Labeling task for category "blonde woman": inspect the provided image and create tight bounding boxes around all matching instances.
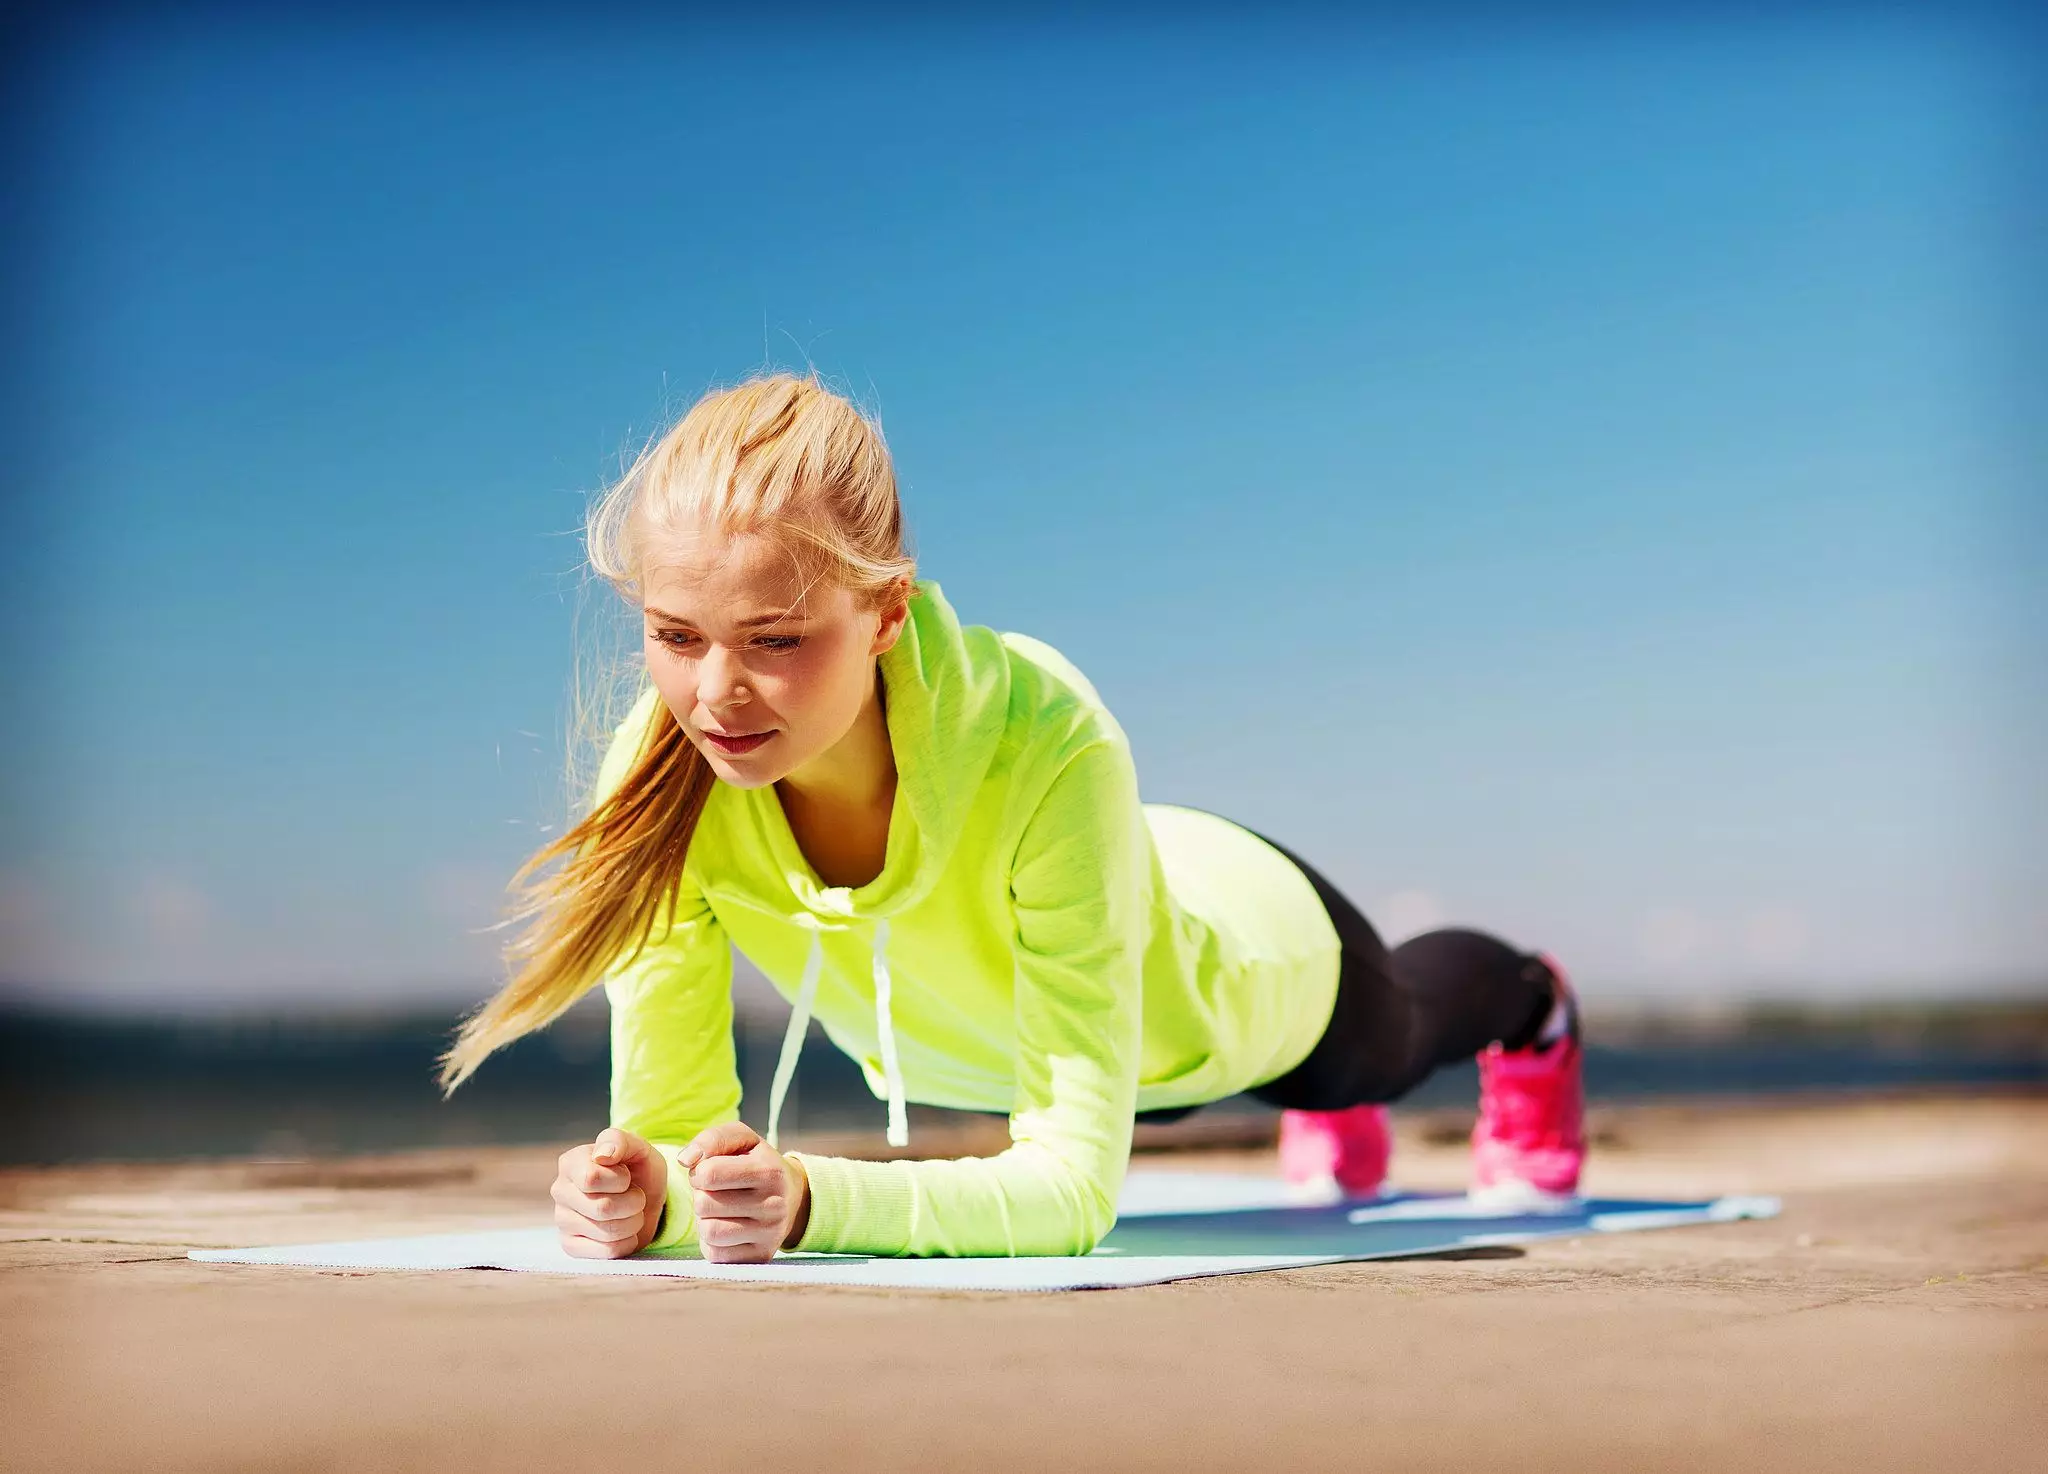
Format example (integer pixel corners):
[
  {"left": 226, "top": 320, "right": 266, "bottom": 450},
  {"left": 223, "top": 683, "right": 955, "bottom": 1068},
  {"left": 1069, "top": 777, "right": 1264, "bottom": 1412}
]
[{"left": 438, "top": 372, "right": 1586, "bottom": 1262}]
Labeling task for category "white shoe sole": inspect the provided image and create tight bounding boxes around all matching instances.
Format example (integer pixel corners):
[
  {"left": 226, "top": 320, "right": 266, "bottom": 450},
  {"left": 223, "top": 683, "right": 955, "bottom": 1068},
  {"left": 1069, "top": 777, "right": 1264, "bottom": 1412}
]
[
  {"left": 1284, "top": 1174, "right": 1397, "bottom": 1206},
  {"left": 1467, "top": 1179, "right": 1582, "bottom": 1212}
]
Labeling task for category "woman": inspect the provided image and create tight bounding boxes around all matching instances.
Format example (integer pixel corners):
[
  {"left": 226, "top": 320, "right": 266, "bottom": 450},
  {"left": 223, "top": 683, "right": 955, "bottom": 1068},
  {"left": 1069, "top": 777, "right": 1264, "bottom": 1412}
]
[{"left": 437, "top": 372, "right": 1585, "bottom": 1262}]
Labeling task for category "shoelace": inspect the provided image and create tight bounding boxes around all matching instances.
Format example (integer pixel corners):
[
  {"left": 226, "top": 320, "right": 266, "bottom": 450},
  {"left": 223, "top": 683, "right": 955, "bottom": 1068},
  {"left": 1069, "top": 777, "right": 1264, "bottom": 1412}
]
[{"left": 764, "top": 913, "right": 908, "bottom": 1152}]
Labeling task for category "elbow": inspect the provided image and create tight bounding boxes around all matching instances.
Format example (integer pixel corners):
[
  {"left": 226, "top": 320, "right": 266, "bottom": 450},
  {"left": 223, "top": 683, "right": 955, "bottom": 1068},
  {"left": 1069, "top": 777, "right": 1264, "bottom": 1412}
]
[
  {"left": 1019, "top": 1172, "right": 1118, "bottom": 1258},
  {"left": 1073, "top": 1179, "right": 1119, "bottom": 1255},
  {"left": 985, "top": 1139, "right": 1127, "bottom": 1257}
]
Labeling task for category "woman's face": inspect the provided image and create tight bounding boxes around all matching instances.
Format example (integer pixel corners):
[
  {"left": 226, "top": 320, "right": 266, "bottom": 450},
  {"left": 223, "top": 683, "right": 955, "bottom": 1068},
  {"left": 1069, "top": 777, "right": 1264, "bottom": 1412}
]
[{"left": 637, "top": 522, "right": 905, "bottom": 791}]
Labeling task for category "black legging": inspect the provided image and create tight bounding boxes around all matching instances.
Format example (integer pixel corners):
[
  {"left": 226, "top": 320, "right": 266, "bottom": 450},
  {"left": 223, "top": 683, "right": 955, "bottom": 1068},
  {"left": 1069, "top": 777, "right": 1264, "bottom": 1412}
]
[{"left": 1138, "top": 811, "right": 1558, "bottom": 1121}]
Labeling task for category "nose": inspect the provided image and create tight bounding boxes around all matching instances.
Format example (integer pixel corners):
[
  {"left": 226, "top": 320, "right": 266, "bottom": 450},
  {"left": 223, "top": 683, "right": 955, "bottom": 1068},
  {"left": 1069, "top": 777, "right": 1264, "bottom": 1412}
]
[{"left": 697, "top": 642, "right": 755, "bottom": 715}]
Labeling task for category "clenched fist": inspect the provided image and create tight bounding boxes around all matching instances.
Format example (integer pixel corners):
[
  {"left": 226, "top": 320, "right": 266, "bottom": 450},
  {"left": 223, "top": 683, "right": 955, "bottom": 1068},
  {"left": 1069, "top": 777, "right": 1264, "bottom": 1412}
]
[
  {"left": 679, "top": 1121, "right": 811, "bottom": 1264},
  {"left": 551, "top": 1122, "right": 811, "bottom": 1262},
  {"left": 552, "top": 1128, "right": 666, "bottom": 1259}
]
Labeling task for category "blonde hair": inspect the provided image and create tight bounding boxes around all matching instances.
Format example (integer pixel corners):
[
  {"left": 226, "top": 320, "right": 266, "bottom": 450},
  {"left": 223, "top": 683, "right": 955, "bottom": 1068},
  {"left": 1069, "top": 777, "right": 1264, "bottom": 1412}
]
[{"left": 436, "top": 370, "right": 918, "bottom": 1093}]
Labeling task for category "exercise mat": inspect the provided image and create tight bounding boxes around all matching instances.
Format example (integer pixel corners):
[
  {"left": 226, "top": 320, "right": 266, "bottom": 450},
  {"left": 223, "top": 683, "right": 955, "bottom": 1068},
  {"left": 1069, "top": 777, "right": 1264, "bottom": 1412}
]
[{"left": 188, "top": 1171, "right": 1779, "bottom": 1291}]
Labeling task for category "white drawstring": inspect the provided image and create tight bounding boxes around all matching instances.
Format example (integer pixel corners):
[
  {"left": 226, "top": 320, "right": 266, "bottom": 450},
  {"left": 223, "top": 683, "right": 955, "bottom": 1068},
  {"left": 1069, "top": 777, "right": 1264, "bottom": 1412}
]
[
  {"left": 763, "top": 925, "right": 824, "bottom": 1151},
  {"left": 871, "top": 917, "right": 909, "bottom": 1148},
  {"left": 762, "top": 913, "right": 910, "bottom": 1151}
]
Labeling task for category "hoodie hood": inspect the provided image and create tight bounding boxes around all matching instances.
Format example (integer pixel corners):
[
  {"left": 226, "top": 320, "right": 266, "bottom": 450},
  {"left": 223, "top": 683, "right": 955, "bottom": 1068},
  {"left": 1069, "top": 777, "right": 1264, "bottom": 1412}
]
[
  {"left": 766, "top": 577, "right": 1010, "bottom": 922},
  {"left": 743, "top": 577, "right": 1009, "bottom": 1150}
]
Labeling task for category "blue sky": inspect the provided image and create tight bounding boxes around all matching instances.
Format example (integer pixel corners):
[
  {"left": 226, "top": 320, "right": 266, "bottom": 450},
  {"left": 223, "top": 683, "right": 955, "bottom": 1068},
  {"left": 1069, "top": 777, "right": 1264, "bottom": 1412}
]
[{"left": 3, "top": 8, "right": 2041, "bottom": 1011}]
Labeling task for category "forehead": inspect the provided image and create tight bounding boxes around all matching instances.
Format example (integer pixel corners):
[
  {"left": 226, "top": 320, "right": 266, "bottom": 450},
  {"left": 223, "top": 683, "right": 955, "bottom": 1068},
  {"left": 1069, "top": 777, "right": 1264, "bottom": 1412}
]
[{"left": 637, "top": 524, "right": 843, "bottom": 618}]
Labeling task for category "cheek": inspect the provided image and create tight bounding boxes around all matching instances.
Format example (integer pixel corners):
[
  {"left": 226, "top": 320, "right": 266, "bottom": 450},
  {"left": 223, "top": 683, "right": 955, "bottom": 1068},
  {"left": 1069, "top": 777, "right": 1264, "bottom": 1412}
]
[
  {"left": 764, "top": 655, "right": 826, "bottom": 717},
  {"left": 643, "top": 660, "right": 689, "bottom": 715},
  {"left": 749, "top": 653, "right": 856, "bottom": 746}
]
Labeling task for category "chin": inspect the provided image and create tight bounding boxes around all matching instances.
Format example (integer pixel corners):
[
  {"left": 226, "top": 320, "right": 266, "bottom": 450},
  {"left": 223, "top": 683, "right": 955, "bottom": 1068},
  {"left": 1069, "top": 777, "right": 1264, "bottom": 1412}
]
[{"left": 695, "top": 745, "right": 790, "bottom": 789}]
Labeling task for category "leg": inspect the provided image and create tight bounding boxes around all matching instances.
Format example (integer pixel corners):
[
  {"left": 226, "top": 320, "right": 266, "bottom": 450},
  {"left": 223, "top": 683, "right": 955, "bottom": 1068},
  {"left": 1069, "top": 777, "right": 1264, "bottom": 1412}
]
[
  {"left": 1369, "top": 927, "right": 1560, "bottom": 1100},
  {"left": 1256, "top": 926, "right": 1554, "bottom": 1109},
  {"left": 1230, "top": 827, "right": 1583, "bottom": 1197},
  {"left": 1384, "top": 929, "right": 1590, "bottom": 1197},
  {"left": 1239, "top": 836, "right": 1557, "bottom": 1109}
]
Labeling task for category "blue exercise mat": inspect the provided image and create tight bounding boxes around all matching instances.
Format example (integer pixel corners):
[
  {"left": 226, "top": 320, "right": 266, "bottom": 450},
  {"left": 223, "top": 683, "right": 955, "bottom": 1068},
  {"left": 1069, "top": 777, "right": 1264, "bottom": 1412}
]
[{"left": 188, "top": 1171, "right": 1780, "bottom": 1291}]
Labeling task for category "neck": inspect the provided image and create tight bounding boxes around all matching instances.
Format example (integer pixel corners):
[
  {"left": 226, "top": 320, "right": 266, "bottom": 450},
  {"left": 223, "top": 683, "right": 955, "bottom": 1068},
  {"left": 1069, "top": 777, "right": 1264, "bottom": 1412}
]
[{"left": 778, "top": 665, "right": 895, "bottom": 812}]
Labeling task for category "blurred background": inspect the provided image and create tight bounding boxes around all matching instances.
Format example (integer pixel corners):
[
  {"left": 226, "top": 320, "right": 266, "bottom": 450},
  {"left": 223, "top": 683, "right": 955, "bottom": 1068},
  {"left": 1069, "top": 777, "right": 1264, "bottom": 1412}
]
[{"left": 1, "top": 4, "right": 2041, "bottom": 1166}]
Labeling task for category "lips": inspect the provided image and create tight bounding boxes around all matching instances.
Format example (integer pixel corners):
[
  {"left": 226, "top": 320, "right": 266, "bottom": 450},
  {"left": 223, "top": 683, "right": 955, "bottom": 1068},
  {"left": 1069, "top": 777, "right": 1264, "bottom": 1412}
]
[{"left": 701, "top": 727, "right": 777, "bottom": 755}]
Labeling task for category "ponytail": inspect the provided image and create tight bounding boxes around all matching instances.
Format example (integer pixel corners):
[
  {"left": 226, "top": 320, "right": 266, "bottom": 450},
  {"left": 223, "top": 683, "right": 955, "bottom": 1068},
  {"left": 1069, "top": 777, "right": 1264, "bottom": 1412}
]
[{"left": 436, "top": 694, "right": 713, "bottom": 1094}]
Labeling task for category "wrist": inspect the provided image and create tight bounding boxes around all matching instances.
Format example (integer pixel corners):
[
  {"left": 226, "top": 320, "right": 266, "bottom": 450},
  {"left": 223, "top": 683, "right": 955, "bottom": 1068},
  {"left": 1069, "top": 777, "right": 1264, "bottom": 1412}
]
[{"left": 780, "top": 1152, "right": 812, "bottom": 1250}]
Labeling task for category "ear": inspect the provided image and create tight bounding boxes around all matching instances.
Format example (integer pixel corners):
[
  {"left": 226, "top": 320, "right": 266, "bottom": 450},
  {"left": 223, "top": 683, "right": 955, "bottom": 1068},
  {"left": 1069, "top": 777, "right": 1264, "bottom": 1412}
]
[{"left": 868, "top": 577, "right": 914, "bottom": 657}]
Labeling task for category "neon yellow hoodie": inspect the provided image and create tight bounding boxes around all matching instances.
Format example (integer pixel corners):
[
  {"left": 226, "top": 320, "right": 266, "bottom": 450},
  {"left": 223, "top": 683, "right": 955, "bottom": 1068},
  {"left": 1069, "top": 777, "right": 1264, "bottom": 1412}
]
[{"left": 600, "top": 578, "right": 1339, "bottom": 1257}]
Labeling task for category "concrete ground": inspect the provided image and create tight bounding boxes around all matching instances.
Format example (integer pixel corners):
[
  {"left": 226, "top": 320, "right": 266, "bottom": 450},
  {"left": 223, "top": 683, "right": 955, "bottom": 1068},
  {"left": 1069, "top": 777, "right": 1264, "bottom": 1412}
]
[{"left": 3, "top": 1091, "right": 2043, "bottom": 1473}]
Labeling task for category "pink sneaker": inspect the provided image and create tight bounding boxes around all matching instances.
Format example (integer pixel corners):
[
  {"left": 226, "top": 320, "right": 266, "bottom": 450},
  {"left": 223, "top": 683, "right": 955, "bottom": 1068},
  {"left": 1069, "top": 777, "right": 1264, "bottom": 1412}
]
[
  {"left": 1471, "top": 952, "right": 1587, "bottom": 1201},
  {"left": 1279, "top": 1104, "right": 1393, "bottom": 1200}
]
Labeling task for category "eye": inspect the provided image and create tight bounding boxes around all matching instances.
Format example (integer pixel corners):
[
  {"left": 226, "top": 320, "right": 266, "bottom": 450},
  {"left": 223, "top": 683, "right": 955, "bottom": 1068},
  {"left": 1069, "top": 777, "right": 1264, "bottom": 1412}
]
[{"left": 647, "top": 629, "right": 802, "bottom": 654}]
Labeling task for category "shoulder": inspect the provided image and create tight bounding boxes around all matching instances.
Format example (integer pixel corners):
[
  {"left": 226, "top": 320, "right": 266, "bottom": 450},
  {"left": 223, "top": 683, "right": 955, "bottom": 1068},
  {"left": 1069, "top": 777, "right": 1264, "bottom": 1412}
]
[
  {"left": 983, "top": 628, "right": 1141, "bottom": 843},
  {"left": 992, "top": 627, "right": 1130, "bottom": 761}
]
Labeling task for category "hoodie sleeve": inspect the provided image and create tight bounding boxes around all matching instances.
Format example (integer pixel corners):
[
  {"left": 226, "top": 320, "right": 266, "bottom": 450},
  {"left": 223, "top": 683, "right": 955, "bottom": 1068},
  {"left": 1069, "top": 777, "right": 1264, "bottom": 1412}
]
[
  {"left": 604, "top": 876, "right": 740, "bottom": 1254},
  {"left": 787, "top": 735, "right": 1146, "bottom": 1256},
  {"left": 592, "top": 687, "right": 742, "bottom": 1254}
]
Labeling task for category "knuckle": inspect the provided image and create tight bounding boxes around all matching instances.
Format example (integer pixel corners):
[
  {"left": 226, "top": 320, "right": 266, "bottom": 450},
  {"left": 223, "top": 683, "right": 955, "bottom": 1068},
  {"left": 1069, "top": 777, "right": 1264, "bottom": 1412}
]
[{"left": 559, "top": 1201, "right": 622, "bottom": 1240}]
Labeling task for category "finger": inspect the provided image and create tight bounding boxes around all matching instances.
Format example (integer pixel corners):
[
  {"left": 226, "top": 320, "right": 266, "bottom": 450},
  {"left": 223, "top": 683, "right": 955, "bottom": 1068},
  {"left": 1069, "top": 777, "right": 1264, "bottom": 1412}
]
[
  {"left": 693, "top": 1189, "right": 783, "bottom": 1225},
  {"left": 591, "top": 1127, "right": 652, "bottom": 1168},
  {"left": 699, "top": 1233, "right": 777, "bottom": 1264},
  {"left": 552, "top": 1178, "right": 646, "bottom": 1222},
  {"left": 696, "top": 1216, "right": 778, "bottom": 1251},
  {"left": 573, "top": 1152, "right": 632, "bottom": 1195},
  {"left": 680, "top": 1121, "right": 761, "bottom": 1169},
  {"left": 555, "top": 1202, "right": 640, "bottom": 1244},
  {"left": 688, "top": 1153, "right": 783, "bottom": 1192},
  {"left": 560, "top": 1231, "right": 634, "bottom": 1260}
]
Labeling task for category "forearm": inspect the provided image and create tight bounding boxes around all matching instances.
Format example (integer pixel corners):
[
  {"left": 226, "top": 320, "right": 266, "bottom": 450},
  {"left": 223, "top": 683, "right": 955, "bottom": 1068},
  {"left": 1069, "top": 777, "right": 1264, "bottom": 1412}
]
[{"left": 786, "top": 1137, "right": 1126, "bottom": 1257}]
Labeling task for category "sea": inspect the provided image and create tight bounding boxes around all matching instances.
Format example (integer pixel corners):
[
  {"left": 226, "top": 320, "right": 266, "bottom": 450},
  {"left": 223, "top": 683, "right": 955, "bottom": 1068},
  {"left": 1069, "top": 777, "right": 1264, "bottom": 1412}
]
[{"left": 1, "top": 1005, "right": 2041, "bottom": 1168}]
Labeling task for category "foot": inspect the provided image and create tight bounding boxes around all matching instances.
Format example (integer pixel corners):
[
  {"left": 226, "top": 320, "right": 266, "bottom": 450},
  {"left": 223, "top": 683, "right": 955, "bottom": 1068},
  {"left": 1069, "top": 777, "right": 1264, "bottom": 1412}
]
[
  {"left": 1279, "top": 1103, "right": 1393, "bottom": 1201},
  {"left": 1471, "top": 952, "right": 1587, "bottom": 1201}
]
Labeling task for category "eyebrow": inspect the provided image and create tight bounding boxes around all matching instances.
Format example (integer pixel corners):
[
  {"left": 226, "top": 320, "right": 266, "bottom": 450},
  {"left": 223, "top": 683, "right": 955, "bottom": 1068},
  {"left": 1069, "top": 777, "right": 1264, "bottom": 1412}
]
[{"left": 642, "top": 606, "right": 806, "bottom": 630}]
